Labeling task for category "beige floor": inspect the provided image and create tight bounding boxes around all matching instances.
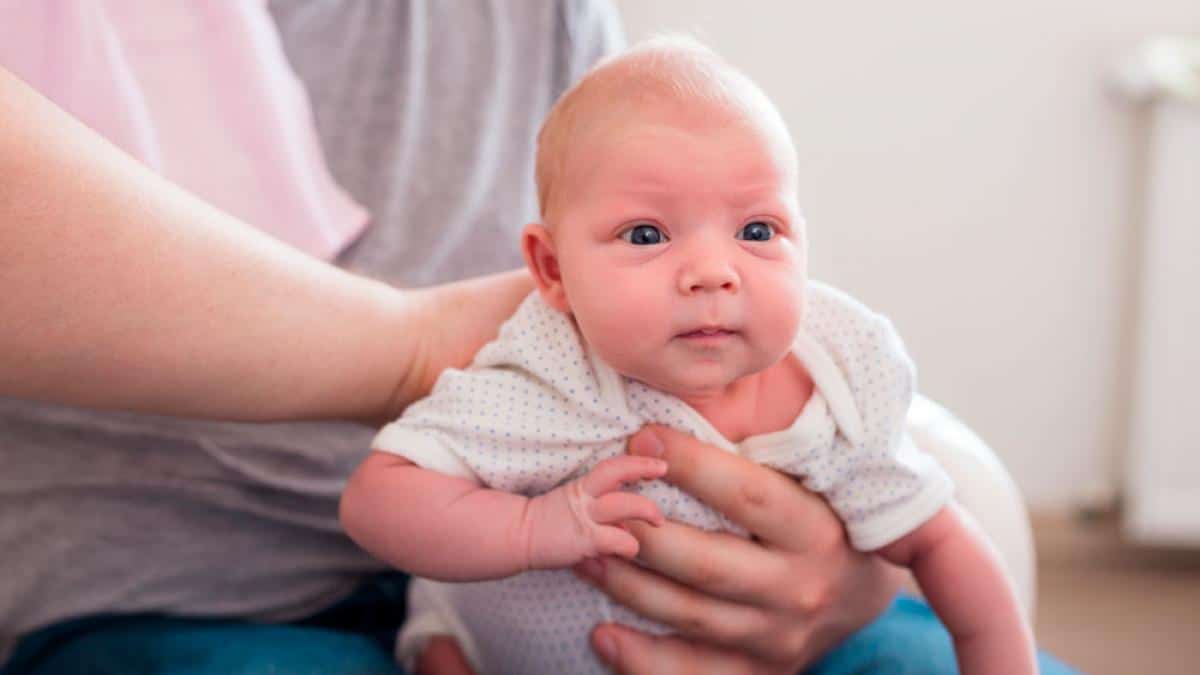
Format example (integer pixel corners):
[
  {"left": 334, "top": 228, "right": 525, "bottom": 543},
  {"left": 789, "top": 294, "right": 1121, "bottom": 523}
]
[{"left": 1032, "top": 513, "right": 1200, "bottom": 675}]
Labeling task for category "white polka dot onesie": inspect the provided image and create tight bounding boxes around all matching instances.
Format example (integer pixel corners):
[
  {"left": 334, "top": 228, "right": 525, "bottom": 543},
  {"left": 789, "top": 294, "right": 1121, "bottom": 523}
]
[{"left": 373, "top": 281, "right": 954, "bottom": 674}]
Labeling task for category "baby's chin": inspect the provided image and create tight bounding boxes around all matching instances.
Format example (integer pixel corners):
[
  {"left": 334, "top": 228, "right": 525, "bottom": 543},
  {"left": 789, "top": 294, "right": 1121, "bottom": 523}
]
[
  {"left": 621, "top": 362, "right": 756, "bottom": 401},
  {"left": 599, "top": 340, "right": 795, "bottom": 400}
]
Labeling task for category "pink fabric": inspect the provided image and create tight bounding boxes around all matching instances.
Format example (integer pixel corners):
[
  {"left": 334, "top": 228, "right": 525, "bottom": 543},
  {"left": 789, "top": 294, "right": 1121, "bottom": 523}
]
[{"left": 0, "top": 0, "right": 368, "bottom": 260}]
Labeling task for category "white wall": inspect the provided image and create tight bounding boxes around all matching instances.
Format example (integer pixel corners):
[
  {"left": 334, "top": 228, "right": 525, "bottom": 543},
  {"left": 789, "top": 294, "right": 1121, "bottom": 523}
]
[{"left": 614, "top": 0, "right": 1200, "bottom": 509}]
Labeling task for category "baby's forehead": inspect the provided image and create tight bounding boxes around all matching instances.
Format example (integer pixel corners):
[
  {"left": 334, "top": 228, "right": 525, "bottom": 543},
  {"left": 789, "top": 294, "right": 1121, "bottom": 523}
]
[
  {"left": 537, "top": 36, "right": 796, "bottom": 217},
  {"left": 572, "top": 48, "right": 774, "bottom": 130},
  {"left": 572, "top": 88, "right": 752, "bottom": 139},
  {"left": 566, "top": 86, "right": 796, "bottom": 181}
]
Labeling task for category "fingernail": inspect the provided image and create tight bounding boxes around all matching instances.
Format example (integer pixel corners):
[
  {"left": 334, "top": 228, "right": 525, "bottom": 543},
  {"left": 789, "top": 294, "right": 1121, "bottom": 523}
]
[
  {"left": 630, "top": 429, "right": 664, "bottom": 457},
  {"left": 575, "top": 557, "right": 605, "bottom": 584},
  {"left": 595, "top": 632, "right": 619, "bottom": 665}
]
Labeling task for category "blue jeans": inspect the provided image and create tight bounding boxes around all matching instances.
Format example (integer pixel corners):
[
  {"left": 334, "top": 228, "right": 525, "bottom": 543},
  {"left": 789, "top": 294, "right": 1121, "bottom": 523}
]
[{"left": 3, "top": 574, "right": 1078, "bottom": 674}]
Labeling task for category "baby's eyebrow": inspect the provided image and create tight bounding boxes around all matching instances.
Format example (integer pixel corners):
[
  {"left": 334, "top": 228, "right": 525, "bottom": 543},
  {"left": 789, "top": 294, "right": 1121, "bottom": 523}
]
[
  {"left": 724, "top": 190, "right": 789, "bottom": 212},
  {"left": 614, "top": 180, "right": 780, "bottom": 200},
  {"left": 614, "top": 177, "right": 675, "bottom": 195}
]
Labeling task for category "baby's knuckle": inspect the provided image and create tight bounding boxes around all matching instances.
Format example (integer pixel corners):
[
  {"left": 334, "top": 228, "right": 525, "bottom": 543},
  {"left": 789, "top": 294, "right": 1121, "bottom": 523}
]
[{"left": 640, "top": 501, "right": 663, "bottom": 521}]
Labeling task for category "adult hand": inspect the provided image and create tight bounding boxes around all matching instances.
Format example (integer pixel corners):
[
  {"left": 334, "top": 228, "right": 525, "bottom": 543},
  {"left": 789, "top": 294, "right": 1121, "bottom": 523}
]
[
  {"left": 382, "top": 269, "right": 534, "bottom": 421},
  {"left": 573, "top": 425, "right": 905, "bottom": 674}
]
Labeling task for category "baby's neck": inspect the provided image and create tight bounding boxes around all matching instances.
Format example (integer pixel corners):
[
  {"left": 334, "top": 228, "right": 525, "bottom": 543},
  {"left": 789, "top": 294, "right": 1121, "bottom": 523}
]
[{"left": 676, "top": 354, "right": 814, "bottom": 444}]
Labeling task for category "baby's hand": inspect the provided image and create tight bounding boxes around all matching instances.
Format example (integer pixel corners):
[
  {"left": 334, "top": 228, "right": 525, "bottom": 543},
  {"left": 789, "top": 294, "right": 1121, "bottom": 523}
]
[{"left": 523, "top": 455, "right": 667, "bottom": 570}]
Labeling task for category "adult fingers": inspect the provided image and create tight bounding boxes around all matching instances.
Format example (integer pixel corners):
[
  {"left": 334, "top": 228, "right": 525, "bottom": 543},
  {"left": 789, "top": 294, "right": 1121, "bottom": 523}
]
[
  {"left": 622, "top": 519, "right": 790, "bottom": 606},
  {"left": 575, "top": 555, "right": 774, "bottom": 653},
  {"left": 628, "top": 426, "right": 841, "bottom": 548},
  {"left": 583, "top": 455, "right": 668, "bottom": 497},
  {"left": 623, "top": 519, "right": 887, "bottom": 655}
]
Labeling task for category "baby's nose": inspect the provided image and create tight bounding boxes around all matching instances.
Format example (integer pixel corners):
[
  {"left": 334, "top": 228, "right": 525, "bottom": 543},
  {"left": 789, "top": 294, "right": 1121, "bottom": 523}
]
[{"left": 678, "top": 259, "right": 740, "bottom": 294}]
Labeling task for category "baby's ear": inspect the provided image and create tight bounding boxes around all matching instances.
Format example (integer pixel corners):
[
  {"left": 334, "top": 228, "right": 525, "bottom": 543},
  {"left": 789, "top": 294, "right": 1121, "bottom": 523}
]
[{"left": 521, "top": 223, "right": 570, "bottom": 312}]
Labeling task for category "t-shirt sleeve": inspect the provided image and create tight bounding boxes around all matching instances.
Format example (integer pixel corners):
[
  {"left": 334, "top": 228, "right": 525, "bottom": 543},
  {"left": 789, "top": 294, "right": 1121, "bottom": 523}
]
[
  {"left": 559, "top": 0, "right": 626, "bottom": 86},
  {"left": 773, "top": 287, "right": 955, "bottom": 551}
]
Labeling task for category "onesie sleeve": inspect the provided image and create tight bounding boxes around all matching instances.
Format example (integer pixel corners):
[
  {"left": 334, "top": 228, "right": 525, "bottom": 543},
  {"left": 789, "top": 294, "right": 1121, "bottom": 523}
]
[
  {"left": 766, "top": 284, "right": 955, "bottom": 551},
  {"left": 372, "top": 369, "right": 508, "bottom": 485},
  {"left": 372, "top": 292, "right": 638, "bottom": 495}
]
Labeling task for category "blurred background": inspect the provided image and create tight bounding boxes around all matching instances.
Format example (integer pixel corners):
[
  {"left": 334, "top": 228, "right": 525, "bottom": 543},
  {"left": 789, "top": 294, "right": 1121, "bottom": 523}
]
[{"left": 614, "top": 2, "right": 1199, "bottom": 673}]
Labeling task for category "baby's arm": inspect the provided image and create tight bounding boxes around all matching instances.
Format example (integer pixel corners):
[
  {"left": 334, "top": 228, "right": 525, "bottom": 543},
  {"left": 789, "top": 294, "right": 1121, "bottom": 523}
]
[
  {"left": 876, "top": 503, "right": 1036, "bottom": 675},
  {"left": 340, "top": 451, "right": 666, "bottom": 581}
]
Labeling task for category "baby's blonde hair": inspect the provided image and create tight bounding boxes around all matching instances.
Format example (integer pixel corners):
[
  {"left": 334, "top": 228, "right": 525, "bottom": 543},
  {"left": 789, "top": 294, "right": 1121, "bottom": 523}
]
[{"left": 535, "top": 34, "right": 795, "bottom": 221}]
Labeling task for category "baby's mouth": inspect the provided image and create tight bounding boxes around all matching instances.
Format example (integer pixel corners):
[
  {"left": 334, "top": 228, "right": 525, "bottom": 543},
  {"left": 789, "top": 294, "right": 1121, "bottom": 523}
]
[{"left": 677, "top": 327, "right": 738, "bottom": 340}]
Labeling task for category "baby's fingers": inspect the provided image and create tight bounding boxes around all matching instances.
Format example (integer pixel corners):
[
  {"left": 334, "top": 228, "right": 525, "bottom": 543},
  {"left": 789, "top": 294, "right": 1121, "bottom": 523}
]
[
  {"left": 582, "top": 456, "right": 668, "bottom": 497},
  {"left": 595, "top": 526, "right": 641, "bottom": 559},
  {"left": 591, "top": 492, "right": 665, "bottom": 527}
]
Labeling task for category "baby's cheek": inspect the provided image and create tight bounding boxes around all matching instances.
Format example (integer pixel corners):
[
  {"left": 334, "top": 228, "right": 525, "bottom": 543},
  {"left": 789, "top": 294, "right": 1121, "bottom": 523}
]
[
  {"left": 757, "top": 275, "right": 805, "bottom": 351},
  {"left": 573, "top": 291, "right": 659, "bottom": 366}
]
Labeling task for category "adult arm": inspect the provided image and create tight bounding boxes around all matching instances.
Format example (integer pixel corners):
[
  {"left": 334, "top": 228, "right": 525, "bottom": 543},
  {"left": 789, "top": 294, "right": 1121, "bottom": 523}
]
[
  {"left": 0, "top": 67, "right": 530, "bottom": 422},
  {"left": 575, "top": 426, "right": 905, "bottom": 674}
]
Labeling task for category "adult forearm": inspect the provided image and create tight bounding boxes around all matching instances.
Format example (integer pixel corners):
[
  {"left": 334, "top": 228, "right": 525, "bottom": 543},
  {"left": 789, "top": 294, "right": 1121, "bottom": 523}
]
[{"left": 0, "top": 67, "right": 419, "bottom": 421}]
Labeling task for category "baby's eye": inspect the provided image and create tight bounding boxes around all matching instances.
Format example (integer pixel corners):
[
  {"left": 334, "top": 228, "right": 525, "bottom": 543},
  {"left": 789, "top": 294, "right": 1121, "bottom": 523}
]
[
  {"left": 735, "top": 221, "right": 775, "bottom": 242},
  {"left": 619, "top": 224, "right": 669, "bottom": 246}
]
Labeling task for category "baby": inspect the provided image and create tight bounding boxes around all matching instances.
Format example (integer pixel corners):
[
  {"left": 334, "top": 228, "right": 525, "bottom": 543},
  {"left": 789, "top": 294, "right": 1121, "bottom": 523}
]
[{"left": 341, "top": 37, "right": 1035, "bottom": 675}]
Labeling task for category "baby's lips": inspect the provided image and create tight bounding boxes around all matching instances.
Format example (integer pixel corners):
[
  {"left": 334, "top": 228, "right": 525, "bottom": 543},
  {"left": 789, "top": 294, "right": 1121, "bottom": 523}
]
[{"left": 674, "top": 324, "right": 740, "bottom": 339}]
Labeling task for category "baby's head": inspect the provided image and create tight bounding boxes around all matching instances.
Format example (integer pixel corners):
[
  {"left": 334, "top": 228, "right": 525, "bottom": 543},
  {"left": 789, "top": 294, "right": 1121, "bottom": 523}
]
[{"left": 523, "top": 36, "right": 807, "bottom": 401}]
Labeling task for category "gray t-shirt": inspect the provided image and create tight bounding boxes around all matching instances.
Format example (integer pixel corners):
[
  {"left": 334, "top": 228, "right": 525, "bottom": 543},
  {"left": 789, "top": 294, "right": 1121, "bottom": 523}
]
[{"left": 0, "top": 0, "right": 622, "bottom": 660}]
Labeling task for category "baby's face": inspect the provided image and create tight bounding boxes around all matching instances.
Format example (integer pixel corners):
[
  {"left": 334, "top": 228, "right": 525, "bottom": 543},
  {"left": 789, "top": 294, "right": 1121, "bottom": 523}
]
[{"left": 533, "top": 104, "right": 806, "bottom": 400}]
